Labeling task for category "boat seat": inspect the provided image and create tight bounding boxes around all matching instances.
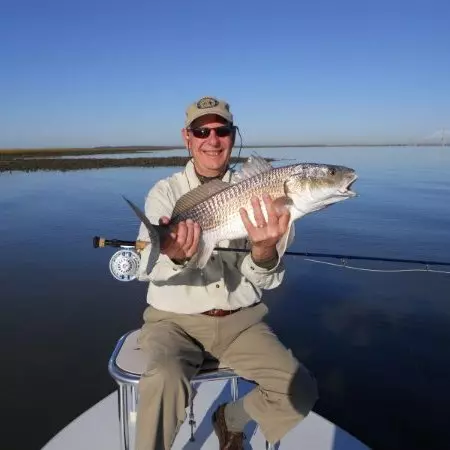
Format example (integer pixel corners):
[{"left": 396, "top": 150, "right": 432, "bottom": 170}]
[{"left": 108, "top": 329, "right": 275, "bottom": 450}]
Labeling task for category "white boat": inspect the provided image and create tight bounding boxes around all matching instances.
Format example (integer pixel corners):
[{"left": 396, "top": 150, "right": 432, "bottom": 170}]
[{"left": 41, "top": 330, "right": 371, "bottom": 450}]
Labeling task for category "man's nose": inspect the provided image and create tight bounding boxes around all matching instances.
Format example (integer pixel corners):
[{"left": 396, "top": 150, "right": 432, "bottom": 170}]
[{"left": 207, "top": 129, "right": 220, "bottom": 146}]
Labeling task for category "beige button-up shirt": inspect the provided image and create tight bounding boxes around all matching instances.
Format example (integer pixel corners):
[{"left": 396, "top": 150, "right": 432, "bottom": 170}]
[{"left": 136, "top": 159, "right": 289, "bottom": 314}]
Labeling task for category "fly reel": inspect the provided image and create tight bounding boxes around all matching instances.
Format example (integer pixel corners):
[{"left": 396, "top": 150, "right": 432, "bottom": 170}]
[{"left": 108, "top": 247, "right": 141, "bottom": 282}]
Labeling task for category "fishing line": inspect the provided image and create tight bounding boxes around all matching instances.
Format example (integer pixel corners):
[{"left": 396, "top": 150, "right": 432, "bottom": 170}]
[
  {"left": 302, "top": 258, "right": 450, "bottom": 274},
  {"left": 229, "top": 125, "right": 243, "bottom": 171}
]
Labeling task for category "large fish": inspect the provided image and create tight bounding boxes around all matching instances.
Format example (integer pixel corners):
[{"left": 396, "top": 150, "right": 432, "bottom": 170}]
[{"left": 124, "top": 154, "right": 358, "bottom": 271}]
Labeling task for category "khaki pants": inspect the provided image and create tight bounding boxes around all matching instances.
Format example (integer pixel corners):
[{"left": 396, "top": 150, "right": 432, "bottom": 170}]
[{"left": 135, "top": 302, "right": 318, "bottom": 450}]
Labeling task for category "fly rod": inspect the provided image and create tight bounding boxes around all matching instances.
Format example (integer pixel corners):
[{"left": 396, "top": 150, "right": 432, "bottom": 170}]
[{"left": 92, "top": 236, "right": 450, "bottom": 268}]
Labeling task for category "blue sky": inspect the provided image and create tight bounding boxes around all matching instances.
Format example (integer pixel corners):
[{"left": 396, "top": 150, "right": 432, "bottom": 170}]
[{"left": 1, "top": 0, "right": 449, "bottom": 148}]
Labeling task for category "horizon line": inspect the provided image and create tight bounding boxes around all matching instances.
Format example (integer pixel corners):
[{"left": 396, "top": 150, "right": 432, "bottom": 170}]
[{"left": 1, "top": 142, "right": 449, "bottom": 152}]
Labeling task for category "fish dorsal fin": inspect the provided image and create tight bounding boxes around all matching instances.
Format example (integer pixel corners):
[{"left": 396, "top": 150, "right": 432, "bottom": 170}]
[
  {"left": 233, "top": 154, "right": 273, "bottom": 183},
  {"left": 171, "top": 179, "right": 229, "bottom": 218}
]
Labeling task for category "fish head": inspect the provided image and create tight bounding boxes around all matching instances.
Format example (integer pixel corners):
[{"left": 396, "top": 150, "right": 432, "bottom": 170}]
[{"left": 286, "top": 163, "right": 358, "bottom": 214}]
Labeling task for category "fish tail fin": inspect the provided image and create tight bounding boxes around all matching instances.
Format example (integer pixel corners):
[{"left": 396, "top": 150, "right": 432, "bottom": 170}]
[{"left": 122, "top": 196, "right": 161, "bottom": 272}]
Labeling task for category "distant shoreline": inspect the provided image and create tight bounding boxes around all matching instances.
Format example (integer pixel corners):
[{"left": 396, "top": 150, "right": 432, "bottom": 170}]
[
  {"left": 0, "top": 146, "right": 181, "bottom": 158},
  {"left": 0, "top": 143, "right": 447, "bottom": 173},
  {"left": 0, "top": 156, "right": 274, "bottom": 173},
  {"left": 0, "top": 143, "right": 448, "bottom": 159}
]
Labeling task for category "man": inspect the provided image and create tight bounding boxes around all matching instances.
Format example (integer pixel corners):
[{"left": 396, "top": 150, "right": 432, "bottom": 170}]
[{"left": 135, "top": 96, "right": 318, "bottom": 450}]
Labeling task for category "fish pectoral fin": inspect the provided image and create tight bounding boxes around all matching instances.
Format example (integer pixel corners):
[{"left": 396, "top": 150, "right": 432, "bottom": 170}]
[
  {"left": 283, "top": 181, "right": 311, "bottom": 216},
  {"left": 271, "top": 196, "right": 296, "bottom": 258},
  {"left": 272, "top": 196, "right": 293, "bottom": 215},
  {"left": 283, "top": 178, "right": 297, "bottom": 196},
  {"left": 192, "top": 237, "right": 216, "bottom": 269},
  {"left": 276, "top": 220, "right": 295, "bottom": 258}
]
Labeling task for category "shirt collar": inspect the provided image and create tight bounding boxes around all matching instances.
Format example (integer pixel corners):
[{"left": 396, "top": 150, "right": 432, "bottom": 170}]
[{"left": 184, "top": 158, "right": 234, "bottom": 187}]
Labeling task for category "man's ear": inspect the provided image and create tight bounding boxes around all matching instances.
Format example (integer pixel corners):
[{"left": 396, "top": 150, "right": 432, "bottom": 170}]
[{"left": 181, "top": 128, "right": 190, "bottom": 149}]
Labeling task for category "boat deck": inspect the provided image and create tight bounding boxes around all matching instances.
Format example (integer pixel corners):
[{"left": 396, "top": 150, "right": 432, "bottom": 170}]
[{"left": 42, "top": 378, "right": 370, "bottom": 450}]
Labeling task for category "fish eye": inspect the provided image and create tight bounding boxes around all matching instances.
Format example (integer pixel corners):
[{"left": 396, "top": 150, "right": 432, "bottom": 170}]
[{"left": 329, "top": 167, "right": 336, "bottom": 176}]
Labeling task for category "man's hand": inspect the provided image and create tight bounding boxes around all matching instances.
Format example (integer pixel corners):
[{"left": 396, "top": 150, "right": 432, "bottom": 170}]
[
  {"left": 159, "top": 216, "right": 201, "bottom": 264},
  {"left": 239, "top": 194, "right": 291, "bottom": 264}
]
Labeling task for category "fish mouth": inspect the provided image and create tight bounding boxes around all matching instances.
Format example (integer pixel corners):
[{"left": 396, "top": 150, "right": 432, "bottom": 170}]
[{"left": 339, "top": 174, "right": 358, "bottom": 196}]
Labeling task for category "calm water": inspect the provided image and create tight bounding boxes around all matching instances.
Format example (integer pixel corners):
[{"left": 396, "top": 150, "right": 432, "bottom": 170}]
[{"left": 1, "top": 146, "right": 450, "bottom": 450}]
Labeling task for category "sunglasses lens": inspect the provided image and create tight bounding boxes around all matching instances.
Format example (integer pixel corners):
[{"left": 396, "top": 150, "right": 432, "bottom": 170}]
[
  {"left": 191, "top": 126, "right": 233, "bottom": 139},
  {"left": 215, "top": 126, "right": 232, "bottom": 137},
  {"left": 192, "top": 128, "right": 210, "bottom": 138}
]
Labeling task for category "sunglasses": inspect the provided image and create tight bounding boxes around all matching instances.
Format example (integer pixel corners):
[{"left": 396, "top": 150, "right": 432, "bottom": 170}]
[{"left": 188, "top": 125, "right": 234, "bottom": 139}]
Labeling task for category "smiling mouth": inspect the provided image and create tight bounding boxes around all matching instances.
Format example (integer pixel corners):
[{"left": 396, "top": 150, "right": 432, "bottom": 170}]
[{"left": 203, "top": 150, "right": 223, "bottom": 156}]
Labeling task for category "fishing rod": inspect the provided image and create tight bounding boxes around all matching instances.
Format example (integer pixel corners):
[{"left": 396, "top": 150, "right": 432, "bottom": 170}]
[
  {"left": 93, "top": 235, "right": 450, "bottom": 281},
  {"left": 92, "top": 236, "right": 450, "bottom": 266}
]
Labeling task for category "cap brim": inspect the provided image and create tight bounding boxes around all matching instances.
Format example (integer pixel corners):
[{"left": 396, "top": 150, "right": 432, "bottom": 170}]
[{"left": 185, "top": 108, "right": 233, "bottom": 128}]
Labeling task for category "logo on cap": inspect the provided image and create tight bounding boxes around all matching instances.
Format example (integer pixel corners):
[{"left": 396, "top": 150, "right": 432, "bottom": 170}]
[{"left": 196, "top": 97, "right": 219, "bottom": 109}]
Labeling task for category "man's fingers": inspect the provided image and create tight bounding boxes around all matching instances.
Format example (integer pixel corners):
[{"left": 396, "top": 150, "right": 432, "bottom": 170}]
[
  {"left": 176, "top": 222, "right": 187, "bottom": 246},
  {"left": 251, "top": 196, "right": 266, "bottom": 227},
  {"left": 239, "top": 207, "right": 254, "bottom": 234},
  {"left": 186, "top": 222, "right": 201, "bottom": 258},
  {"left": 161, "top": 231, "right": 178, "bottom": 254},
  {"left": 279, "top": 209, "right": 291, "bottom": 234},
  {"left": 158, "top": 216, "right": 170, "bottom": 225},
  {"left": 183, "top": 220, "right": 194, "bottom": 251},
  {"left": 263, "top": 194, "right": 278, "bottom": 227}
]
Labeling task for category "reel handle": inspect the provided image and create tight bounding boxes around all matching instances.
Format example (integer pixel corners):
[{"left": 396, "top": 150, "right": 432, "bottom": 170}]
[{"left": 93, "top": 235, "right": 148, "bottom": 250}]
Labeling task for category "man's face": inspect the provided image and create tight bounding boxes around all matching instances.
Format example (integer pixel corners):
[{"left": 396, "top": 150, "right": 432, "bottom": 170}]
[{"left": 182, "top": 114, "right": 235, "bottom": 177}]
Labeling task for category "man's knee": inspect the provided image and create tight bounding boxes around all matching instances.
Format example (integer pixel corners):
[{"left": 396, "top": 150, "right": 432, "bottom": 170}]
[
  {"left": 142, "top": 358, "right": 187, "bottom": 383},
  {"left": 140, "top": 358, "right": 192, "bottom": 394},
  {"left": 289, "top": 363, "right": 319, "bottom": 416}
]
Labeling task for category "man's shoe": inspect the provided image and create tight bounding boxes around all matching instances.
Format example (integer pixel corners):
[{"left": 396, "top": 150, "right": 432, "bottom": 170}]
[{"left": 212, "top": 404, "right": 245, "bottom": 450}]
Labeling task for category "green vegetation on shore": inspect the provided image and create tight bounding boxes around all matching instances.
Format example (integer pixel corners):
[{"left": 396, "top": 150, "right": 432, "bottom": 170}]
[
  {"left": 0, "top": 156, "right": 273, "bottom": 173},
  {"left": 0, "top": 146, "right": 180, "bottom": 158}
]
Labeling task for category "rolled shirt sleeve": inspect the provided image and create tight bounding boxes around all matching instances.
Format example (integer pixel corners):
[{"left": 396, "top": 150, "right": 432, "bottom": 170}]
[{"left": 239, "top": 252, "right": 286, "bottom": 290}]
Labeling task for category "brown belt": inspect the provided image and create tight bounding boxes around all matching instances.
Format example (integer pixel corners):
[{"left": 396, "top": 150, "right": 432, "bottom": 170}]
[
  {"left": 201, "top": 302, "right": 260, "bottom": 317},
  {"left": 201, "top": 307, "right": 242, "bottom": 317}
]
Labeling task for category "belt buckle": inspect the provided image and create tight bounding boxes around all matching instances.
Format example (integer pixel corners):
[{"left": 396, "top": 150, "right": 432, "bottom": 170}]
[
  {"left": 203, "top": 307, "right": 243, "bottom": 317},
  {"left": 205, "top": 308, "right": 229, "bottom": 317}
]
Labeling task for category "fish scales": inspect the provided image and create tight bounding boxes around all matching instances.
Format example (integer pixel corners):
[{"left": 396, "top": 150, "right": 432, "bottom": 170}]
[{"left": 172, "top": 166, "right": 297, "bottom": 232}]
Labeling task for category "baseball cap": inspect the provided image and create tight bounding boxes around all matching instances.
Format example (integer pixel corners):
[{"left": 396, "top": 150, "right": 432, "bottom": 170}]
[{"left": 185, "top": 96, "right": 233, "bottom": 128}]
